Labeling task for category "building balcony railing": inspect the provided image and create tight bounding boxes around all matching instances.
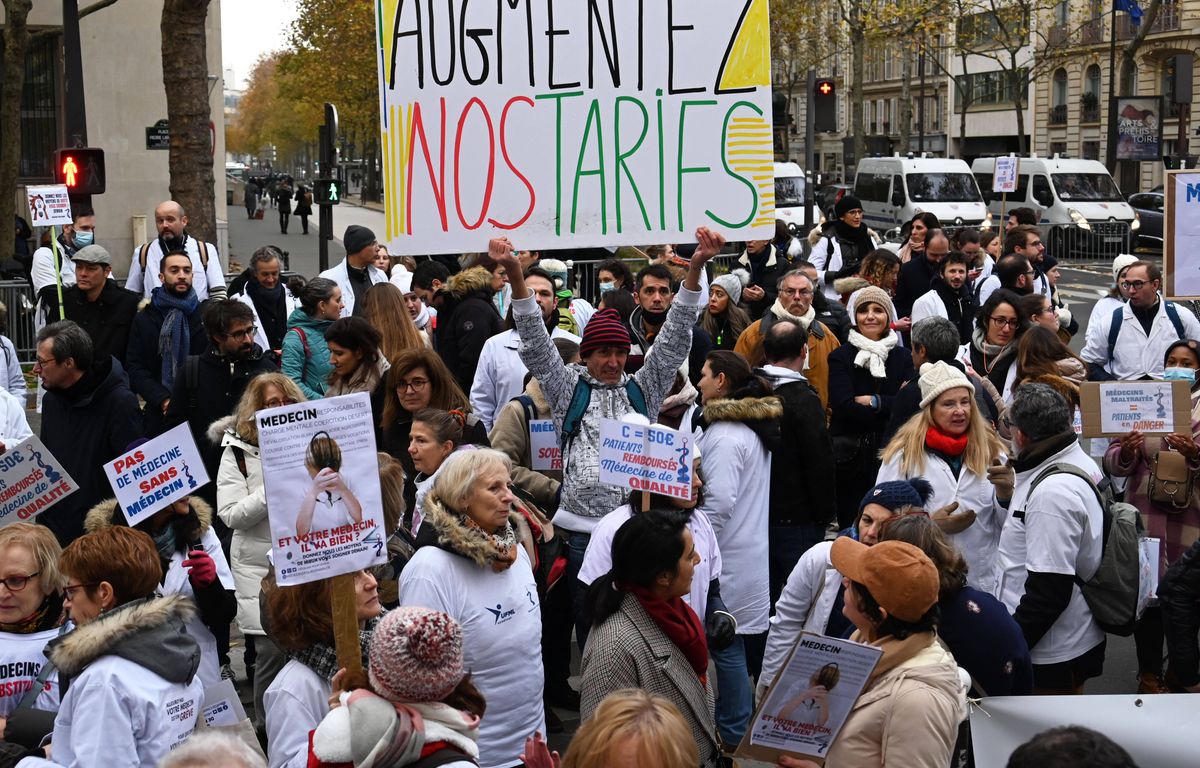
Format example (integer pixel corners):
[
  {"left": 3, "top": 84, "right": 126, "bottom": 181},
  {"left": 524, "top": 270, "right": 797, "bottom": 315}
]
[
  {"left": 1116, "top": 4, "right": 1179, "bottom": 40},
  {"left": 1049, "top": 104, "right": 1068, "bottom": 125},
  {"left": 1080, "top": 19, "right": 1104, "bottom": 45},
  {"left": 1081, "top": 103, "right": 1101, "bottom": 123},
  {"left": 1047, "top": 24, "right": 1068, "bottom": 46}
]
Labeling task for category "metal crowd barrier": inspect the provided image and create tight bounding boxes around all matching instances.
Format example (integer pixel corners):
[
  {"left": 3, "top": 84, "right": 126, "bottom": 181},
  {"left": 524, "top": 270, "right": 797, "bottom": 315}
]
[
  {"left": 1044, "top": 222, "right": 1132, "bottom": 263},
  {"left": 569, "top": 253, "right": 742, "bottom": 306}
]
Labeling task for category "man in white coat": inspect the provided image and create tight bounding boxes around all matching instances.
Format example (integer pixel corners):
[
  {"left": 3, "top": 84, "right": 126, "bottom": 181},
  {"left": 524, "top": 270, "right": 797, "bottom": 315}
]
[
  {"left": 470, "top": 266, "right": 579, "bottom": 431},
  {"left": 1081, "top": 260, "right": 1200, "bottom": 381},
  {"left": 126, "top": 201, "right": 227, "bottom": 301},
  {"left": 318, "top": 225, "right": 387, "bottom": 317},
  {"left": 232, "top": 246, "right": 299, "bottom": 357}
]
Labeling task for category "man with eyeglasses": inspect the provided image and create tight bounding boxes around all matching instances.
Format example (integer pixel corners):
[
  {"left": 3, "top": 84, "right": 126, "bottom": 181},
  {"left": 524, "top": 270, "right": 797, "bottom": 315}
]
[
  {"left": 975, "top": 226, "right": 1050, "bottom": 304},
  {"left": 36, "top": 321, "right": 142, "bottom": 545},
  {"left": 127, "top": 249, "right": 209, "bottom": 436},
  {"left": 163, "top": 300, "right": 276, "bottom": 513},
  {"left": 1081, "top": 260, "right": 1200, "bottom": 381},
  {"left": 735, "top": 269, "right": 841, "bottom": 410}
]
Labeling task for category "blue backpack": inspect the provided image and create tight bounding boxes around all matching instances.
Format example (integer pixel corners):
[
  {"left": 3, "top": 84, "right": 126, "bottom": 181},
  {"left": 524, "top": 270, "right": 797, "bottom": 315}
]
[{"left": 559, "top": 377, "right": 648, "bottom": 451}]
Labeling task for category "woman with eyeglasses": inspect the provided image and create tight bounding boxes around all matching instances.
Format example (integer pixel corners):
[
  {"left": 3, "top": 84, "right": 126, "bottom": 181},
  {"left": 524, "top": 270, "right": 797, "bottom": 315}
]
[
  {"left": 213, "top": 373, "right": 307, "bottom": 726},
  {"left": 381, "top": 349, "right": 489, "bottom": 526},
  {"left": 1019, "top": 292, "right": 1060, "bottom": 335},
  {"left": 1104, "top": 339, "right": 1200, "bottom": 694},
  {"left": 282, "top": 277, "right": 342, "bottom": 399},
  {"left": 21, "top": 527, "right": 204, "bottom": 767},
  {"left": 0, "top": 524, "right": 65, "bottom": 754},
  {"left": 962, "top": 288, "right": 1029, "bottom": 396},
  {"left": 828, "top": 286, "right": 916, "bottom": 527},
  {"left": 810, "top": 194, "right": 881, "bottom": 303}
]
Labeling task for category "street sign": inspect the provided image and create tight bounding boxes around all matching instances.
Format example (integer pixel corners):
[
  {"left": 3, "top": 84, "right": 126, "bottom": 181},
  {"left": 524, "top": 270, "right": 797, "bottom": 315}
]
[
  {"left": 146, "top": 119, "right": 170, "bottom": 150},
  {"left": 315, "top": 178, "right": 342, "bottom": 206},
  {"left": 53, "top": 147, "right": 105, "bottom": 195},
  {"left": 993, "top": 157, "right": 1019, "bottom": 193}
]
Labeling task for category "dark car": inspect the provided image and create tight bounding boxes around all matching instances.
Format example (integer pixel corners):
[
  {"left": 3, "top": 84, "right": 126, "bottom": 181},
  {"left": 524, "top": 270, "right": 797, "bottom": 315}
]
[
  {"left": 1128, "top": 189, "right": 1163, "bottom": 251},
  {"left": 816, "top": 184, "right": 853, "bottom": 220}
]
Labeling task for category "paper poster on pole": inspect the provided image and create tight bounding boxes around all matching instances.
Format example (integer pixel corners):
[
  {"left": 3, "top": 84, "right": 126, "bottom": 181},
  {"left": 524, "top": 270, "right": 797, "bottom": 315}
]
[
  {"left": 103, "top": 423, "right": 209, "bottom": 526},
  {"left": 736, "top": 632, "right": 882, "bottom": 763},
  {"left": 259, "top": 393, "right": 386, "bottom": 586},
  {"left": 529, "top": 419, "right": 561, "bottom": 471},
  {"left": 1163, "top": 169, "right": 1200, "bottom": 298},
  {"left": 0, "top": 437, "right": 78, "bottom": 528},
  {"left": 373, "top": 0, "right": 775, "bottom": 254},
  {"left": 598, "top": 417, "right": 693, "bottom": 499},
  {"left": 971, "top": 694, "right": 1198, "bottom": 768},
  {"left": 1079, "top": 380, "right": 1191, "bottom": 438},
  {"left": 992, "top": 157, "right": 1018, "bottom": 193},
  {"left": 25, "top": 185, "right": 73, "bottom": 227}
]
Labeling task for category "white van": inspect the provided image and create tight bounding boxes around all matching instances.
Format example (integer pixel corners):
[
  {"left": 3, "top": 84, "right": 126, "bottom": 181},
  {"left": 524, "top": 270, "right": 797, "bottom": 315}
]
[
  {"left": 852, "top": 156, "right": 990, "bottom": 235},
  {"left": 773, "top": 162, "right": 816, "bottom": 233},
  {"left": 970, "top": 155, "right": 1139, "bottom": 256}
]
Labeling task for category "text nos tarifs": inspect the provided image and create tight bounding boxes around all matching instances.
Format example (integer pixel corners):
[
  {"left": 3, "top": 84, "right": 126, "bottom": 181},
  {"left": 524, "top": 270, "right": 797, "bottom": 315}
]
[{"left": 376, "top": 0, "right": 775, "bottom": 242}]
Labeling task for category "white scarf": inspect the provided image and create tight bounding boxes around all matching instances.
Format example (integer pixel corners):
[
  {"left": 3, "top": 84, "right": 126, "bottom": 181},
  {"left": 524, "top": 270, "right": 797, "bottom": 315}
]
[
  {"left": 769, "top": 298, "right": 816, "bottom": 330},
  {"left": 848, "top": 329, "right": 897, "bottom": 378}
]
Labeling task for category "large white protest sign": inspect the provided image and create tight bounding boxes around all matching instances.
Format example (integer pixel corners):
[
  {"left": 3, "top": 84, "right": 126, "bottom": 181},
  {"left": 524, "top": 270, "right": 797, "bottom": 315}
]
[
  {"left": 1165, "top": 170, "right": 1200, "bottom": 298},
  {"left": 993, "top": 156, "right": 1018, "bottom": 193},
  {"left": 598, "top": 417, "right": 694, "bottom": 499},
  {"left": 259, "top": 393, "right": 387, "bottom": 586},
  {"left": 25, "top": 185, "right": 73, "bottom": 227},
  {"left": 1080, "top": 380, "right": 1192, "bottom": 437},
  {"left": 103, "top": 423, "right": 208, "bottom": 526},
  {"left": 374, "top": 0, "right": 775, "bottom": 254},
  {"left": 0, "top": 437, "right": 78, "bottom": 529},
  {"left": 737, "top": 632, "right": 882, "bottom": 762},
  {"left": 971, "top": 694, "right": 1199, "bottom": 768}
]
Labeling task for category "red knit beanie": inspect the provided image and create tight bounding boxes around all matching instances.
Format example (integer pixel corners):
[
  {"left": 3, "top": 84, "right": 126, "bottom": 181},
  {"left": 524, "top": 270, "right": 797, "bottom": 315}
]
[
  {"left": 580, "top": 308, "right": 631, "bottom": 358},
  {"left": 368, "top": 607, "right": 464, "bottom": 702}
]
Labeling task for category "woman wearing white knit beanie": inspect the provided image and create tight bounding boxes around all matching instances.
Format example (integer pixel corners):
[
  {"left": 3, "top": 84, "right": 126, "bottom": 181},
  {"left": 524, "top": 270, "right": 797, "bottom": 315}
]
[{"left": 877, "top": 360, "right": 1014, "bottom": 593}]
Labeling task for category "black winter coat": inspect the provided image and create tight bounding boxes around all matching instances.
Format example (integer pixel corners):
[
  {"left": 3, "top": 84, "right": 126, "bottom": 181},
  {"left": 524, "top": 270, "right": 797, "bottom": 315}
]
[
  {"left": 738, "top": 245, "right": 790, "bottom": 321},
  {"left": 126, "top": 303, "right": 208, "bottom": 435},
  {"left": 894, "top": 255, "right": 940, "bottom": 320},
  {"left": 433, "top": 267, "right": 502, "bottom": 394},
  {"left": 766, "top": 374, "right": 837, "bottom": 527},
  {"left": 40, "top": 357, "right": 143, "bottom": 545},
  {"left": 47, "top": 280, "right": 141, "bottom": 366},
  {"left": 827, "top": 342, "right": 915, "bottom": 438}
]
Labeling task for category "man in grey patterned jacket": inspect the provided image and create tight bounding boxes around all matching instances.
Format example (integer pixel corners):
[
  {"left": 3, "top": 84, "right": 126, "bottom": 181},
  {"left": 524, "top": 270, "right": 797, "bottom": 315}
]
[{"left": 493, "top": 228, "right": 723, "bottom": 645}]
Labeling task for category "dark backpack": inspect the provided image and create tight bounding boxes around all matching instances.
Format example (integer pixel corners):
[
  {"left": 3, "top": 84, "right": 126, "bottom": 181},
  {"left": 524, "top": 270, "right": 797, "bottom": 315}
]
[
  {"left": 1106, "top": 302, "right": 1186, "bottom": 363},
  {"left": 559, "top": 376, "right": 648, "bottom": 452},
  {"left": 1026, "top": 463, "right": 1144, "bottom": 636}
]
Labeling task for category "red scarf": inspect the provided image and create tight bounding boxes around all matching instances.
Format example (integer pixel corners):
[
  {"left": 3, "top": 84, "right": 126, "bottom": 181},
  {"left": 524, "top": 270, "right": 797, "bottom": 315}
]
[
  {"left": 625, "top": 584, "right": 709, "bottom": 681},
  {"left": 925, "top": 426, "right": 969, "bottom": 457}
]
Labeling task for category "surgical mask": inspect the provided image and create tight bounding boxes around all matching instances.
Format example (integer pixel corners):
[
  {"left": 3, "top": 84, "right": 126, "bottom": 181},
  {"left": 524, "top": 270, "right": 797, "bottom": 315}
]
[
  {"left": 1163, "top": 367, "right": 1196, "bottom": 383},
  {"left": 152, "top": 523, "right": 177, "bottom": 559},
  {"left": 73, "top": 230, "right": 94, "bottom": 247},
  {"left": 599, "top": 281, "right": 616, "bottom": 294}
]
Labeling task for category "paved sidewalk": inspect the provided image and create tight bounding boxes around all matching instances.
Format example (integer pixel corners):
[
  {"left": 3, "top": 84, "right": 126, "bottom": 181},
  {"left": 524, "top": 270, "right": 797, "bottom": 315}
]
[{"left": 225, "top": 204, "right": 346, "bottom": 279}]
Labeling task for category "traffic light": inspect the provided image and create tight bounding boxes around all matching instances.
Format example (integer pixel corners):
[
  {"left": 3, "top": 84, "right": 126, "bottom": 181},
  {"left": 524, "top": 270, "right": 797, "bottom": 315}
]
[
  {"left": 813, "top": 79, "right": 837, "bottom": 133},
  {"left": 54, "top": 147, "right": 106, "bottom": 194},
  {"left": 314, "top": 178, "right": 343, "bottom": 206}
]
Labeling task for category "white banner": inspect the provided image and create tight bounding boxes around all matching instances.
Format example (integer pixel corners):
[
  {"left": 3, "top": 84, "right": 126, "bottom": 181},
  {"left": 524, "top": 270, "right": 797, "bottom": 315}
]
[
  {"left": 0, "top": 437, "right": 78, "bottom": 528},
  {"left": 598, "top": 417, "right": 694, "bottom": 499},
  {"left": 970, "top": 694, "right": 1200, "bottom": 768},
  {"left": 103, "top": 424, "right": 209, "bottom": 527},
  {"left": 374, "top": 0, "right": 775, "bottom": 254},
  {"left": 259, "top": 394, "right": 387, "bottom": 586},
  {"left": 25, "top": 185, "right": 73, "bottom": 227}
]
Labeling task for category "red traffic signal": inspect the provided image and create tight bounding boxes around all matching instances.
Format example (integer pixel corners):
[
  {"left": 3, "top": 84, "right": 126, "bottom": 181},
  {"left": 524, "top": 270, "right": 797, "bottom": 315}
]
[
  {"left": 813, "top": 79, "right": 837, "bottom": 133},
  {"left": 817, "top": 80, "right": 835, "bottom": 96},
  {"left": 54, "top": 148, "right": 106, "bottom": 195}
]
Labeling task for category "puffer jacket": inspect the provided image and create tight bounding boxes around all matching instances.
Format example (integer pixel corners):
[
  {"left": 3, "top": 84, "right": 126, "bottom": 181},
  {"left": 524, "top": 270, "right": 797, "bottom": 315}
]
[
  {"left": 434, "top": 267, "right": 503, "bottom": 394},
  {"left": 281, "top": 308, "right": 333, "bottom": 399},
  {"left": 698, "top": 395, "right": 782, "bottom": 635},
  {"left": 210, "top": 415, "right": 270, "bottom": 635},
  {"left": 824, "top": 632, "right": 967, "bottom": 767},
  {"left": 513, "top": 283, "right": 704, "bottom": 534}
]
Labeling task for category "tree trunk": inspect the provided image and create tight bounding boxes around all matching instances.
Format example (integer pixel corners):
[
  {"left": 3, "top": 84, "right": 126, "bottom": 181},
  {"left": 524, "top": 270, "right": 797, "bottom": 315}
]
[
  {"left": 899, "top": 44, "right": 913, "bottom": 152},
  {"left": 849, "top": 5, "right": 865, "bottom": 174},
  {"left": 161, "top": 0, "right": 216, "bottom": 243},
  {"left": 0, "top": 0, "right": 33, "bottom": 267}
]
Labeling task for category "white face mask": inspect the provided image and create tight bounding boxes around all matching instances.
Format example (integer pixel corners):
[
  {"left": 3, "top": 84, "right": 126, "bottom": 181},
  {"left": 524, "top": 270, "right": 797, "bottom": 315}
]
[
  {"left": 599, "top": 281, "right": 616, "bottom": 294},
  {"left": 1163, "top": 367, "right": 1197, "bottom": 383}
]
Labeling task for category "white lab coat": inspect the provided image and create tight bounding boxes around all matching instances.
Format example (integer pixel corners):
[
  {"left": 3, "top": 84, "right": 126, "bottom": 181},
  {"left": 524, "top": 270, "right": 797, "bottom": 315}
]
[
  {"left": 0, "top": 336, "right": 28, "bottom": 404},
  {"left": 759, "top": 540, "right": 841, "bottom": 698},
  {"left": 0, "top": 387, "right": 33, "bottom": 447},
  {"left": 30, "top": 246, "right": 75, "bottom": 330},
  {"left": 317, "top": 259, "right": 388, "bottom": 317},
  {"left": 233, "top": 289, "right": 300, "bottom": 353},
  {"left": 1080, "top": 294, "right": 1200, "bottom": 380},
  {"left": 469, "top": 327, "right": 579, "bottom": 431},
  {"left": 126, "top": 237, "right": 226, "bottom": 300},
  {"left": 910, "top": 289, "right": 949, "bottom": 325},
  {"left": 264, "top": 660, "right": 331, "bottom": 768},
  {"left": 809, "top": 232, "right": 882, "bottom": 302}
]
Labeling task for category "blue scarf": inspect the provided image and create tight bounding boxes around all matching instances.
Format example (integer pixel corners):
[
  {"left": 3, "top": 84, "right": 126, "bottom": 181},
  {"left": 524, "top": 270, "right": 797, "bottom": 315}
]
[{"left": 152, "top": 286, "right": 199, "bottom": 390}]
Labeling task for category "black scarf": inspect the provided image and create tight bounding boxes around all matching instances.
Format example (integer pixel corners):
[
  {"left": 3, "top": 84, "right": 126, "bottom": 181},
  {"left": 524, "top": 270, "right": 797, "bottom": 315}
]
[
  {"left": 1012, "top": 429, "right": 1079, "bottom": 473},
  {"left": 833, "top": 219, "right": 874, "bottom": 271},
  {"left": 246, "top": 279, "right": 288, "bottom": 349}
]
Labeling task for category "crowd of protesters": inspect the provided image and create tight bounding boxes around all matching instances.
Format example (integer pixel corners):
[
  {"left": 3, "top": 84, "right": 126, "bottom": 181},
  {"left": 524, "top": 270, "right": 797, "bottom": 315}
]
[{"left": 0, "top": 198, "right": 1192, "bottom": 768}]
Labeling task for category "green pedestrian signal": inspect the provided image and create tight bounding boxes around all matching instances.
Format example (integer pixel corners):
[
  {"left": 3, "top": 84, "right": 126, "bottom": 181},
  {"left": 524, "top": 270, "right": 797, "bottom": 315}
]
[{"left": 315, "top": 179, "right": 342, "bottom": 206}]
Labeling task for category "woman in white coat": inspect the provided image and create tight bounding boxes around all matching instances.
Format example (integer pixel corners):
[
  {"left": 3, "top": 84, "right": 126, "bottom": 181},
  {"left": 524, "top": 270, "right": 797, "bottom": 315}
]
[
  {"left": 695, "top": 350, "right": 781, "bottom": 747},
  {"left": 877, "top": 361, "right": 1012, "bottom": 593},
  {"left": 213, "top": 372, "right": 306, "bottom": 726},
  {"left": 759, "top": 478, "right": 932, "bottom": 700}
]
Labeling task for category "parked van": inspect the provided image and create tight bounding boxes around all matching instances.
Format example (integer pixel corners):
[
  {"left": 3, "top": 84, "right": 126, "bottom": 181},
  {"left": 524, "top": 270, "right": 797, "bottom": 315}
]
[
  {"left": 852, "top": 156, "right": 990, "bottom": 235},
  {"left": 774, "top": 162, "right": 816, "bottom": 233},
  {"left": 970, "top": 155, "right": 1139, "bottom": 256}
]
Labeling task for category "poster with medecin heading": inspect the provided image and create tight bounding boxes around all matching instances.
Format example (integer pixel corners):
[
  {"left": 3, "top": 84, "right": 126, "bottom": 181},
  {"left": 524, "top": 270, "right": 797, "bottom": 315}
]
[
  {"left": 258, "top": 393, "right": 386, "bottom": 586},
  {"left": 737, "top": 632, "right": 882, "bottom": 763}
]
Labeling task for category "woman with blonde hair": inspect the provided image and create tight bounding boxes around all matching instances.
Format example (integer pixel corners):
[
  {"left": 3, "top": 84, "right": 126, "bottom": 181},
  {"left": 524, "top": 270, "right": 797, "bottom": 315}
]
[
  {"left": 878, "top": 361, "right": 1012, "bottom": 593},
  {"left": 360, "top": 282, "right": 427, "bottom": 362},
  {"left": 522, "top": 689, "right": 699, "bottom": 768},
  {"left": 212, "top": 372, "right": 305, "bottom": 725}
]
